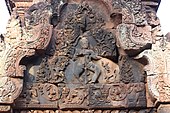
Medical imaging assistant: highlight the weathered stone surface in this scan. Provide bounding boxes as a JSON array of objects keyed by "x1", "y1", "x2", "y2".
[
  {"x1": 89, "y1": 83, "x2": 146, "y2": 108},
  {"x1": 13, "y1": 109, "x2": 157, "y2": 113},
  {"x1": 14, "y1": 83, "x2": 59, "y2": 109},
  {"x1": 0, "y1": 1, "x2": 52, "y2": 111},
  {"x1": 0, "y1": 0, "x2": 167, "y2": 112},
  {"x1": 157, "y1": 105, "x2": 170, "y2": 113}
]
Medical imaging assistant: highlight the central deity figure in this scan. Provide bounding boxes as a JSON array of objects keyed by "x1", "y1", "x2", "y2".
[{"x1": 70, "y1": 33, "x2": 101, "y2": 84}]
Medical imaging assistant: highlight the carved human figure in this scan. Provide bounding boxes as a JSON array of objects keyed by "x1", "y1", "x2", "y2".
[
  {"x1": 27, "y1": 85, "x2": 39, "y2": 104},
  {"x1": 74, "y1": 35, "x2": 101, "y2": 83},
  {"x1": 66, "y1": 90, "x2": 82, "y2": 104}
]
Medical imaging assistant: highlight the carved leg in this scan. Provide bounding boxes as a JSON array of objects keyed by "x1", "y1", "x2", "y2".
[{"x1": 87, "y1": 62, "x2": 101, "y2": 83}]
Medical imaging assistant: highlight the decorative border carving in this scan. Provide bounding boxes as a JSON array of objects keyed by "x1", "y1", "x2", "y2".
[{"x1": 0, "y1": 2, "x2": 52, "y2": 111}]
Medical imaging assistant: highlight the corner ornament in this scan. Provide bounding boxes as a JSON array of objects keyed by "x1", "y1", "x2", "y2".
[
  {"x1": 0, "y1": 3, "x2": 52, "y2": 111},
  {"x1": 136, "y1": 36, "x2": 170, "y2": 104}
]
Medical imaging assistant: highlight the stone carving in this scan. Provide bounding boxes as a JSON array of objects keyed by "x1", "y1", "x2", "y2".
[
  {"x1": 0, "y1": 1, "x2": 52, "y2": 111},
  {"x1": 15, "y1": 83, "x2": 146, "y2": 109},
  {"x1": 137, "y1": 40, "x2": 170, "y2": 102},
  {"x1": 118, "y1": 55, "x2": 145, "y2": 84},
  {"x1": 0, "y1": 105, "x2": 11, "y2": 112},
  {"x1": 89, "y1": 83, "x2": 146, "y2": 108},
  {"x1": 13, "y1": 108, "x2": 157, "y2": 113},
  {"x1": 59, "y1": 86, "x2": 88, "y2": 109},
  {"x1": 117, "y1": 23, "x2": 152, "y2": 56},
  {"x1": 36, "y1": 1, "x2": 120, "y2": 86},
  {"x1": 0, "y1": 0, "x2": 164, "y2": 112},
  {"x1": 15, "y1": 83, "x2": 58, "y2": 108}
]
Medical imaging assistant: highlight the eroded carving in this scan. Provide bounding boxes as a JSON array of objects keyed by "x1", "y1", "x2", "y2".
[
  {"x1": 89, "y1": 83, "x2": 146, "y2": 108},
  {"x1": 0, "y1": 0, "x2": 163, "y2": 112},
  {"x1": 14, "y1": 0, "x2": 148, "y2": 110},
  {"x1": 0, "y1": 1, "x2": 52, "y2": 111}
]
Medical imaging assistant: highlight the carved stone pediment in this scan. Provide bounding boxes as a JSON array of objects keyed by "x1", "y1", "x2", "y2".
[{"x1": 0, "y1": 0, "x2": 166, "y2": 113}]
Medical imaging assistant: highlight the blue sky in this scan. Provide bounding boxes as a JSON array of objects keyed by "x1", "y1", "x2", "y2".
[{"x1": 0, "y1": 1, "x2": 169, "y2": 35}]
